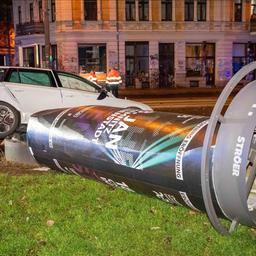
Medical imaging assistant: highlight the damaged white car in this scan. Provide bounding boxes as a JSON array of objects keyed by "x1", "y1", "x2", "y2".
[{"x1": 0, "y1": 66, "x2": 152, "y2": 139}]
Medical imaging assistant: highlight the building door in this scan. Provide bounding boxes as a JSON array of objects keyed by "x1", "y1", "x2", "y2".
[
  {"x1": 159, "y1": 43, "x2": 174, "y2": 87},
  {"x1": 125, "y1": 42, "x2": 149, "y2": 88}
]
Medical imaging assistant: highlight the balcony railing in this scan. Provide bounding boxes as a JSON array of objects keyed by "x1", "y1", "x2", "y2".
[{"x1": 16, "y1": 21, "x2": 44, "y2": 36}]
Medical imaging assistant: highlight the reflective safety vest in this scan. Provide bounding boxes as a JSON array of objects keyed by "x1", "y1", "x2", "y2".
[
  {"x1": 106, "y1": 69, "x2": 122, "y2": 86},
  {"x1": 87, "y1": 71, "x2": 98, "y2": 84}
]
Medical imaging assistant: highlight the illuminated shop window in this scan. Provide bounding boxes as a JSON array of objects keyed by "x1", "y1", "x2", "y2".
[
  {"x1": 233, "y1": 43, "x2": 256, "y2": 75},
  {"x1": 78, "y1": 44, "x2": 106, "y2": 73},
  {"x1": 186, "y1": 43, "x2": 215, "y2": 85}
]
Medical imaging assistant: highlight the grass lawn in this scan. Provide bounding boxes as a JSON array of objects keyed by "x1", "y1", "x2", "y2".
[{"x1": 0, "y1": 169, "x2": 256, "y2": 256}]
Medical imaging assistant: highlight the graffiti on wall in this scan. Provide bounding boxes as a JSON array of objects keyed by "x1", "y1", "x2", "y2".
[
  {"x1": 150, "y1": 54, "x2": 159, "y2": 69},
  {"x1": 217, "y1": 58, "x2": 232, "y2": 81},
  {"x1": 109, "y1": 50, "x2": 118, "y2": 69},
  {"x1": 150, "y1": 69, "x2": 159, "y2": 88},
  {"x1": 176, "y1": 60, "x2": 185, "y2": 73},
  {"x1": 149, "y1": 54, "x2": 159, "y2": 87}
]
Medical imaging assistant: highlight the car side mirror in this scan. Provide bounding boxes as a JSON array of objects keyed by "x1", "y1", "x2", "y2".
[{"x1": 97, "y1": 88, "x2": 108, "y2": 100}]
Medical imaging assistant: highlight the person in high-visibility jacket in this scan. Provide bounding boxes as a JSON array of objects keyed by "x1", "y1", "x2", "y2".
[
  {"x1": 106, "y1": 67, "x2": 122, "y2": 98},
  {"x1": 87, "y1": 70, "x2": 98, "y2": 85}
]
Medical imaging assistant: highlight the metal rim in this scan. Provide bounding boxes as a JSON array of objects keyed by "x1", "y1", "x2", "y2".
[
  {"x1": 0, "y1": 104, "x2": 16, "y2": 135},
  {"x1": 201, "y1": 61, "x2": 256, "y2": 235},
  {"x1": 212, "y1": 81, "x2": 256, "y2": 228}
]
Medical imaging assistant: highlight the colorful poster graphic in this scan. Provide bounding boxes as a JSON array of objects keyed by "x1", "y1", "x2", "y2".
[{"x1": 27, "y1": 106, "x2": 222, "y2": 215}]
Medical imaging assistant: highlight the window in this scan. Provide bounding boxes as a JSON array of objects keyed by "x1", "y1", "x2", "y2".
[
  {"x1": 19, "y1": 70, "x2": 52, "y2": 86},
  {"x1": 125, "y1": 42, "x2": 149, "y2": 88},
  {"x1": 161, "y1": 0, "x2": 172, "y2": 21},
  {"x1": 23, "y1": 47, "x2": 35, "y2": 67},
  {"x1": 29, "y1": 3, "x2": 34, "y2": 22},
  {"x1": 197, "y1": 0, "x2": 206, "y2": 21},
  {"x1": 126, "y1": 0, "x2": 136, "y2": 21},
  {"x1": 186, "y1": 43, "x2": 215, "y2": 85},
  {"x1": 251, "y1": 0, "x2": 256, "y2": 20},
  {"x1": 234, "y1": 0, "x2": 242, "y2": 22},
  {"x1": 57, "y1": 72, "x2": 98, "y2": 92},
  {"x1": 84, "y1": 0, "x2": 97, "y2": 21},
  {"x1": 185, "y1": 0, "x2": 194, "y2": 21},
  {"x1": 139, "y1": 0, "x2": 149, "y2": 21},
  {"x1": 18, "y1": 6, "x2": 22, "y2": 24},
  {"x1": 8, "y1": 70, "x2": 20, "y2": 83},
  {"x1": 8, "y1": 70, "x2": 53, "y2": 87},
  {"x1": 233, "y1": 43, "x2": 246, "y2": 74},
  {"x1": 78, "y1": 44, "x2": 106, "y2": 73},
  {"x1": 233, "y1": 43, "x2": 256, "y2": 74},
  {"x1": 39, "y1": 0, "x2": 43, "y2": 22},
  {"x1": 51, "y1": 0, "x2": 56, "y2": 22}
]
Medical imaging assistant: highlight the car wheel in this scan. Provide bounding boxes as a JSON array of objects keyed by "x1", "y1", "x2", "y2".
[{"x1": 0, "y1": 102, "x2": 20, "y2": 139}]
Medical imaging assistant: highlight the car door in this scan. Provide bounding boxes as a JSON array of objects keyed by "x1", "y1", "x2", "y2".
[
  {"x1": 56, "y1": 71, "x2": 151, "y2": 110},
  {"x1": 57, "y1": 71, "x2": 105, "y2": 107},
  {"x1": 4, "y1": 69, "x2": 62, "y2": 118}
]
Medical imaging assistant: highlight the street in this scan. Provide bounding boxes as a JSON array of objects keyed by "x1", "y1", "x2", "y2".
[
  {"x1": 130, "y1": 95, "x2": 232, "y2": 115},
  {"x1": 119, "y1": 86, "x2": 239, "y2": 115}
]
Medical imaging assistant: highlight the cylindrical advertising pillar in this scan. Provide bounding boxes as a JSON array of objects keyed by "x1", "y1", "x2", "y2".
[{"x1": 27, "y1": 106, "x2": 221, "y2": 215}]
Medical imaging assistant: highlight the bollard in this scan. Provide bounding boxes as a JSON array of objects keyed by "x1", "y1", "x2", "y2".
[{"x1": 27, "y1": 63, "x2": 256, "y2": 235}]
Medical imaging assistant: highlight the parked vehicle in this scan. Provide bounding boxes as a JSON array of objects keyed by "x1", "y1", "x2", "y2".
[{"x1": 0, "y1": 66, "x2": 152, "y2": 139}]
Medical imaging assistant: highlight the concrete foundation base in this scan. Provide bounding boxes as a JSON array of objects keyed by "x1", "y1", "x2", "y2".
[{"x1": 4, "y1": 138, "x2": 38, "y2": 166}]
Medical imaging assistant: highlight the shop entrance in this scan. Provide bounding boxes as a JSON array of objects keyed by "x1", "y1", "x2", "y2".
[{"x1": 159, "y1": 43, "x2": 174, "y2": 87}]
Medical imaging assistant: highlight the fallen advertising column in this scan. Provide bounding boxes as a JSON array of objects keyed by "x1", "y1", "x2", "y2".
[
  {"x1": 27, "y1": 106, "x2": 214, "y2": 213},
  {"x1": 27, "y1": 63, "x2": 256, "y2": 235}
]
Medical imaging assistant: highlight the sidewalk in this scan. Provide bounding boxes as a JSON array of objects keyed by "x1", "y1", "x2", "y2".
[{"x1": 119, "y1": 85, "x2": 243, "y2": 99}]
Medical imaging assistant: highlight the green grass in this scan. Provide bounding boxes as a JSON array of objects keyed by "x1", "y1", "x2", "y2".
[{"x1": 0, "y1": 172, "x2": 255, "y2": 256}]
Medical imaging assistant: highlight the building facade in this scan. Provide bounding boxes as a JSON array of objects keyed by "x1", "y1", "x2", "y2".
[
  {"x1": 0, "y1": 0, "x2": 15, "y2": 66},
  {"x1": 12, "y1": 0, "x2": 256, "y2": 88}
]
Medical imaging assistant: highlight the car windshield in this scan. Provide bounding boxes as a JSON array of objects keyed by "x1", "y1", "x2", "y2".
[{"x1": 56, "y1": 71, "x2": 101, "y2": 93}]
